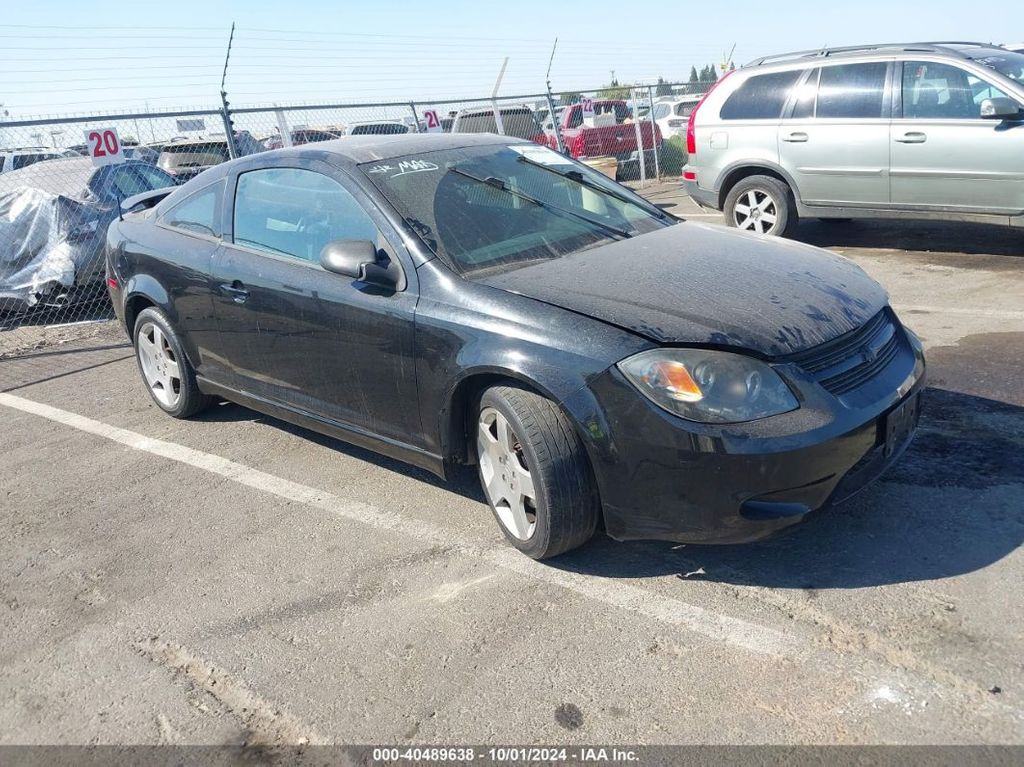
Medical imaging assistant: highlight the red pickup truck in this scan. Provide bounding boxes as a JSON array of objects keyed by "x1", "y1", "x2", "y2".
[{"x1": 545, "y1": 100, "x2": 662, "y2": 179}]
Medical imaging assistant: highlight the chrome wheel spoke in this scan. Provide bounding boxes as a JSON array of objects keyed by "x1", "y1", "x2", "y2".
[
  {"x1": 505, "y1": 495, "x2": 532, "y2": 539},
  {"x1": 516, "y1": 467, "x2": 536, "y2": 503},
  {"x1": 485, "y1": 472, "x2": 507, "y2": 506},
  {"x1": 163, "y1": 357, "x2": 180, "y2": 382}
]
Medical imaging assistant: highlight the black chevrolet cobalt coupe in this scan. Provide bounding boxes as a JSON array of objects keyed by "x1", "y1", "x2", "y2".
[{"x1": 106, "y1": 134, "x2": 924, "y2": 559}]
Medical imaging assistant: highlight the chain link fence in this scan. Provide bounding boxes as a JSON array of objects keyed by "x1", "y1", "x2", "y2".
[{"x1": 0, "y1": 78, "x2": 713, "y2": 365}]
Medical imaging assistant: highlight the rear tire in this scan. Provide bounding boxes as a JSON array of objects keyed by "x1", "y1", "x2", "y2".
[
  {"x1": 475, "y1": 384, "x2": 599, "y2": 559},
  {"x1": 724, "y1": 175, "x2": 797, "y2": 237},
  {"x1": 133, "y1": 307, "x2": 212, "y2": 419}
]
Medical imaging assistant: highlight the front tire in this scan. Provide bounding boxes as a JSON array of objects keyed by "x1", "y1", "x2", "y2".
[
  {"x1": 475, "y1": 384, "x2": 599, "y2": 559},
  {"x1": 724, "y1": 175, "x2": 797, "y2": 236},
  {"x1": 133, "y1": 307, "x2": 212, "y2": 419}
]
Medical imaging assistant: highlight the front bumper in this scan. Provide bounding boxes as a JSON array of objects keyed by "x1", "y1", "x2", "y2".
[{"x1": 579, "y1": 329, "x2": 926, "y2": 544}]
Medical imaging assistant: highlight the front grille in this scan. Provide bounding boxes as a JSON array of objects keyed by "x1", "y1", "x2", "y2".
[{"x1": 781, "y1": 310, "x2": 900, "y2": 395}]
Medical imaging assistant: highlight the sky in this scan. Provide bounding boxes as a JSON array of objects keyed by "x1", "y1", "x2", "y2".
[{"x1": 2, "y1": 0, "x2": 1022, "y2": 121}]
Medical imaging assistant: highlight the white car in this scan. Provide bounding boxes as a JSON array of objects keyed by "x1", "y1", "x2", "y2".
[
  {"x1": 651, "y1": 97, "x2": 702, "y2": 139},
  {"x1": 0, "y1": 148, "x2": 65, "y2": 174}
]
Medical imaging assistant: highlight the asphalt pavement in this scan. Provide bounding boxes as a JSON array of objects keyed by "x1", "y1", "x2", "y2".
[{"x1": 1, "y1": 183, "x2": 1022, "y2": 746}]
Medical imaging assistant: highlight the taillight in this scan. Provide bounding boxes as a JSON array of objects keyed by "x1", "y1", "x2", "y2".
[
  {"x1": 687, "y1": 70, "x2": 734, "y2": 155},
  {"x1": 106, "y1": 276, "x2": 119, "y2": 290},
  {"x1": 569, "y1": 133, "x2": 586, "y2": 158}
]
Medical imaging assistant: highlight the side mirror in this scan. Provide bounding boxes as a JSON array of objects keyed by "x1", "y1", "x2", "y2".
[
  {"x1": 980, "y1": 97, "x2": 1022, "y2": 120},
  {"x1": 319, "y1": 239, "x2": 397, "y2": 289}
]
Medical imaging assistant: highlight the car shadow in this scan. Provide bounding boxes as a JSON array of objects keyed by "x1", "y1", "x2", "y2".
[
  {"x1": 550, "y1": 387, "x2": 1024, "y2": 588},
  {"x1": 196, "y1": 384, "x2": 1023, "y2": 591},
  {"x1": 792, "y1": 218, "x2": 1024, "y2": 259},
  {"x1": 191, "y1": 400, "x2": 484, "y2": 498}
]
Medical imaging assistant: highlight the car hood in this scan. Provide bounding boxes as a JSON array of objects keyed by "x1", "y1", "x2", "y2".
[{"x1": 473, "y1": 222, "x2": 889, "y2": 356}]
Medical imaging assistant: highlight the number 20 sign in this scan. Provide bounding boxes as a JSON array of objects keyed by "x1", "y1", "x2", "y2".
[{"x1": 83, "y1": 127, "x2": 125, "y2": 167}]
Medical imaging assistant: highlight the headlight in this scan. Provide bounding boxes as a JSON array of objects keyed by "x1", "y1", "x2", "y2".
[{"x1": 617, "y1": 349, "x2": 799, "y2": 424}]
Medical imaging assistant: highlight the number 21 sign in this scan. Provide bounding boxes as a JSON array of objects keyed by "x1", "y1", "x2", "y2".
[
  {"x1": 84, "y1": 127, "x2": 125, "y2": 166},
  {"x1": 423, "y1": 109, "x2": 443, "y2": 133}
]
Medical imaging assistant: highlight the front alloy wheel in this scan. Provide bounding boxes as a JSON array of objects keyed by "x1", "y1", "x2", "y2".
[
  {"x1": 477, "y1": 407, "x2": 537, "y2": 540},
  {"x1": 474, "y1": 384, "x2": 600, "y2": 559}
]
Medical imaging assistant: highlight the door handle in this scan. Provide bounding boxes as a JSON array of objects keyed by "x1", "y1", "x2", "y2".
[
  {"x1": 895, "y1": 132, "x2": 927, "y2": 143},
  {"x1": 219, "y1": 281, "x2": 250, "y2": 304},
  {"x1": 782, "y1": 132, "x2": 808, "y2": 142}
]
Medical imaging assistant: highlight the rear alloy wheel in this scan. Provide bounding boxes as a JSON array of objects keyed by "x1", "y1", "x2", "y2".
[
  {"x1": 133, "y1": 307, "x2": 212, "y2": 419},
  {"x1": 475, "y1": 384, "x2": 599, "y2": 559},
  {"x1": 724, "y1": 175, "x2": 797, "y2": 237}
]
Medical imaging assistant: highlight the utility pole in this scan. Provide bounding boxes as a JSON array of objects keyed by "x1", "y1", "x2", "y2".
[
  {"x1": 219, "y1": 22, "x2": 239, "y2": 158},
  {"x1": 490, "y1": 57, "x2": 509, "y2": 136},
  {"x1": 545, "y1": 38, "x2": 565, "y2": 153}
]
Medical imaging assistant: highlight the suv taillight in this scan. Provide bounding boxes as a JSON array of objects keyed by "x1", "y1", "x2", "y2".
[{"x1": 686, "y1": 70, "x2": 734, "y2": 155}]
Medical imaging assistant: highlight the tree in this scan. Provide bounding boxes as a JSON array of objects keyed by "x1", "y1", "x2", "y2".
[
  {"x1": 598, "y1": 76, "x2": 631, "y2": 100},
  {"x1": 689, "y1": 66, "x2": 699, "y2": 82},
  {"x1": 655, "y1": 77, "x2": 673, "y2": 97}
]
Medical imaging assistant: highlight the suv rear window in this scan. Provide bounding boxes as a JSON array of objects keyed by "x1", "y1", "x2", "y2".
[
  {"x1": 720, "y1": 71, "x2": 803, "y2": 120},
  {"x1": 12, "y1": 153, "x2": 59, "y2": 171},
  {"x1": 159, "y1": 144, "x2": 230, "y2": 170},
  {"x1": 349, "y1": 123, "x2": 408, "y2": 135},
  {"x1": 456, "y1": 109, "x2": 541, "y2": 139}
]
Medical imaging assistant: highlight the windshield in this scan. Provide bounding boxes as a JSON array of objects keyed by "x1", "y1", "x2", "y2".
[
  {"x1": 972, "y1": 50, "x2": 1024, "y2": 82},
  {"x1": 361, "y1": 143, "x2": 673, "y2": 276}
]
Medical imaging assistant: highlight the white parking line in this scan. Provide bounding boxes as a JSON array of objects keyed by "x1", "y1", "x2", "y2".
[
  {"x1": 897, "y1": 305, "x2": 1024, "y2": 321},
  {"x1": 0, "y1": 390, "x2": 798, "y2": 659}
]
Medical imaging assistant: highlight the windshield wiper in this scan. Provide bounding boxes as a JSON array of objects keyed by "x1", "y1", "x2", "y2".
[
  {"x1": 448, "y1": 166, "x2": 632, "y2": 240},
  {"x1": 514, "y1": 153, "x2": 669, "y2": 219}
]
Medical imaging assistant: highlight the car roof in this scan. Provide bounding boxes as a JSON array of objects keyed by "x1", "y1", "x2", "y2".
[
  {"x1": 457, "y1": 105, "x2": 532, "y2": 115},
  {"x1": 745, "y1": 41, "x2": 1008, "y2": 68},
  {"x1": 263, "y1": 132, "x2": 525, "y2": 164},
  {"x1": 0, "y1": 156, "x2": 100, "y2": 196},
  {"x1": 344, "y1": 119, "x2": 405, "y2": 126},
  {"x1": 159, "y1": 137, "x2": 231, "y2": 149}
]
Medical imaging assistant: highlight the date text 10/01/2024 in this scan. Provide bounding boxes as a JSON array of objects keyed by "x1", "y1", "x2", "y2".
[{"x1": 371, "y1": 747, "x2": 640, "y2": 762}]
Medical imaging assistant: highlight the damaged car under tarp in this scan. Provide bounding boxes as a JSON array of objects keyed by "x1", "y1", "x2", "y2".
[{"x1": 0, "y1": 157, "x2": 175, "y2": 310}]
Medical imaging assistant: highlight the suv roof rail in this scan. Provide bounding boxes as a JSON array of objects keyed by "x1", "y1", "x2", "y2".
[{"x1": 746, "y1": 41, "x2": 993, "y2": 67}]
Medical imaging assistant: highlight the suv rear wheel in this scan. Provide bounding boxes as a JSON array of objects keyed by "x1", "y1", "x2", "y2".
[{"x1": 724, "y1": 175, "x2": 797, "y2": 237}]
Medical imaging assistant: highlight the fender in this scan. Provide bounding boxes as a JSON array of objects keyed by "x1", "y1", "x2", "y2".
[
  {"x1": 713, "y1": 160, "x2": 805, "y2": 207},
  {"x1": 119, "y1": 274, "x2": 204, "y2": 367}
]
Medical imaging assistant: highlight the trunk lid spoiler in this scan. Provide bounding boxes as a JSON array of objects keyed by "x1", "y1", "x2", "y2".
[{"x1": 121, "y1": 186, "x2": 174, "y2": 214}]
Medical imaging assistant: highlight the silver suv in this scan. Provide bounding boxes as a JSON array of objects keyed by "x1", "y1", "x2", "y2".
[{"x1": 682, "y1": 43, "x2": 1024, "y2": 236}]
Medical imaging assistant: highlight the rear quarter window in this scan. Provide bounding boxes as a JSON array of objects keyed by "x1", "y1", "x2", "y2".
[{"x1": 720, "y1": 70, "x2": 803, "y2": 119}]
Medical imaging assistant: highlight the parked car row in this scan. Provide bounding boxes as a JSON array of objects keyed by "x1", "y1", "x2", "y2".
[{"x1": 0, "y1": 157, "x2": 176, "y2": 309}]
